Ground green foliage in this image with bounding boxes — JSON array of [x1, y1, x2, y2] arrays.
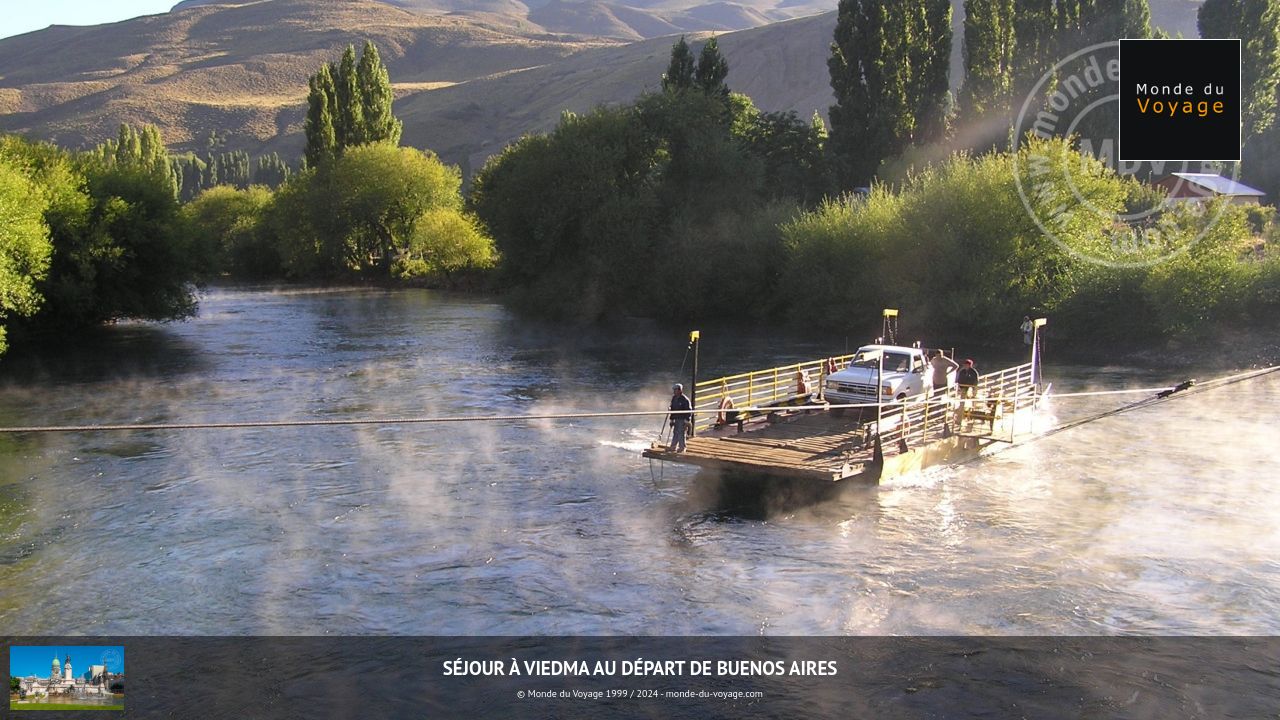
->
[[89, 124, 179, 198], [781, 137, 1129, 339], [182, 185, 279, 278], [305, 42, 401, 168], [695, 37, 729, 97], [912, 0, 953, 145], [173, 151, 291, 201], [395, 208, 495, 279], [472, 105, 663, 317], [960, 0, 1016, 123], [0, 157, 53, 355], [357, 41, 403, 147], [1199, 0, 1280, 140], [736, 110, 831, 206], [828, 0, 952, 188], [472, 88, 802, 321], [333, 46, 366, 149], [0, 134, 198, 333], [66, 159, 198, 324], [306, 63, 339, 168], [637, 90, 764, 214], [662, 36, 696, 93], [1243, 86, 1280, 200], [957, 0, 1153, 150], [274, 145, 489, 280]]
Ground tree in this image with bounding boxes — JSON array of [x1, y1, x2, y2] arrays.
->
[[356, 40, 402, 146], [472, 105, 665, 318], [737, 110, 831, 206], [305, 63, 339, 168], [959, 0, 1016, 133], [305, 43, 401, 166], [1011, 0, 1056, 129], [1243, 85, 1280, 199], [829, 0, 948, 187], [396, 208, 494, 279], [89, 124, 179, 198], [0, 132, 198, 330], [273, 145, 487, 279], [332, 46, 366, 148], [695, 37, 729, 97], [182, 185, 277, 278], [0, 157, 53, 355], [1199, 0, 1280, 139], [662, 36, 696, 93], [912, 0, 953, 144]]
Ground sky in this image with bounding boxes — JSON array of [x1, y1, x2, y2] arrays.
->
[[2, 1, 176, 41], [10, 646, 126, 678]]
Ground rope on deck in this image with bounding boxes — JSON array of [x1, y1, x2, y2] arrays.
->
[[0, 366, 1275, 434]]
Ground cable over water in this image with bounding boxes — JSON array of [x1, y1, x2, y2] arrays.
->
[[0, 366, 1274, 435]]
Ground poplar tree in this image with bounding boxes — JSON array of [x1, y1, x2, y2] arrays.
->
[[828, 0, 917, 187], [305, 63, 338, 168], [305, 42, 402, 167], [332, 46, 366, 148], [695, 37, 729, 97], [662, 37, 696, 93], [357, 40, 402, 145], [1200, 0, 1280, 139], [911, 0, 953, 143], [1012, 0, 1055, 95], [960, 0, 1016, 123]]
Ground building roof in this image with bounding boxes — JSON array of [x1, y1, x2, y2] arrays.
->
[[1167, 173, 1265, 197]]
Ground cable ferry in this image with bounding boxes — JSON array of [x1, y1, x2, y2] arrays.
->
[[642, 310, 1048, 484]]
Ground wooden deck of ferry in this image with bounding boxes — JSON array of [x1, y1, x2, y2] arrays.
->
[[643, 405, 1012, 483], [642, 350, 1041, 484]]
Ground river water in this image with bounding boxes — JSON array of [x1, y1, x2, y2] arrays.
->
[[0, 287, 1277, 636]]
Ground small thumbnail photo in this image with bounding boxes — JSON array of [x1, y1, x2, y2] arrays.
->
[[9, 646, 124, 711]]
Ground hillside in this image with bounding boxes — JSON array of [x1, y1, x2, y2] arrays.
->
[[0, 0, 1208, 174], [0, 0, 616, 149], [175, 0, 823, 39], [388, 11, 837, 174]]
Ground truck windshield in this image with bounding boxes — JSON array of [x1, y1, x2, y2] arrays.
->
[[850, 350, 912, 372]]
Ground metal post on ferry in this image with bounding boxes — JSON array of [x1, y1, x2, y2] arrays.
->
[[689, 330, 700, 436], [1031, 317, 1047, 395]]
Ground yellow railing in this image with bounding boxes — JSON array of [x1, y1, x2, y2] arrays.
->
[[691, 354, 856, 432], [691, 358, 1036, 435]]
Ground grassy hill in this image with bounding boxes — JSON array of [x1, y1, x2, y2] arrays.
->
[[175, 0, 823, 39], [0, 0, 616, 149], [0, 0, 1207, 175], [388, 11, 837, 174]]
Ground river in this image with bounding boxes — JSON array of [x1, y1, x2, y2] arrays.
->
[[0, 286, 1277, 636]]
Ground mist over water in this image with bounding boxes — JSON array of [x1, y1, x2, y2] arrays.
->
[[0, 287, 1277, 636]]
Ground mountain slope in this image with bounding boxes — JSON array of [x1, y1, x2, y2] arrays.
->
[[388, 12, 837, 174], [0, 0, 1208, 171], [0, 0, 616, 148]]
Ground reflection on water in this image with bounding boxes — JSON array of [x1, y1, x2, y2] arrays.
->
[[0, 286, 1277, 635]]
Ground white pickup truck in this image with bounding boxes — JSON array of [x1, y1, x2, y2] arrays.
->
[[824, 345, 952, 410]]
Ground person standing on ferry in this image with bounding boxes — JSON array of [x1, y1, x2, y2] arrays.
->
[[668, 383, 691, 452]]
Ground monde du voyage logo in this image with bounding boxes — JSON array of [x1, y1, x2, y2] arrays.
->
[[1120, 38, 1241, 162], [1013, 38, 1244, 268]]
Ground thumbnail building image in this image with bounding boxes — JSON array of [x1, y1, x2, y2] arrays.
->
[[9, 646, 124, 711]]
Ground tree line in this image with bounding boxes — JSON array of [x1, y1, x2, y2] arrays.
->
[[826, 0, 1280, 199], [0, 42, 492, 358], [469, 28, 1280, 348], [4, 12, 1280, 359]]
